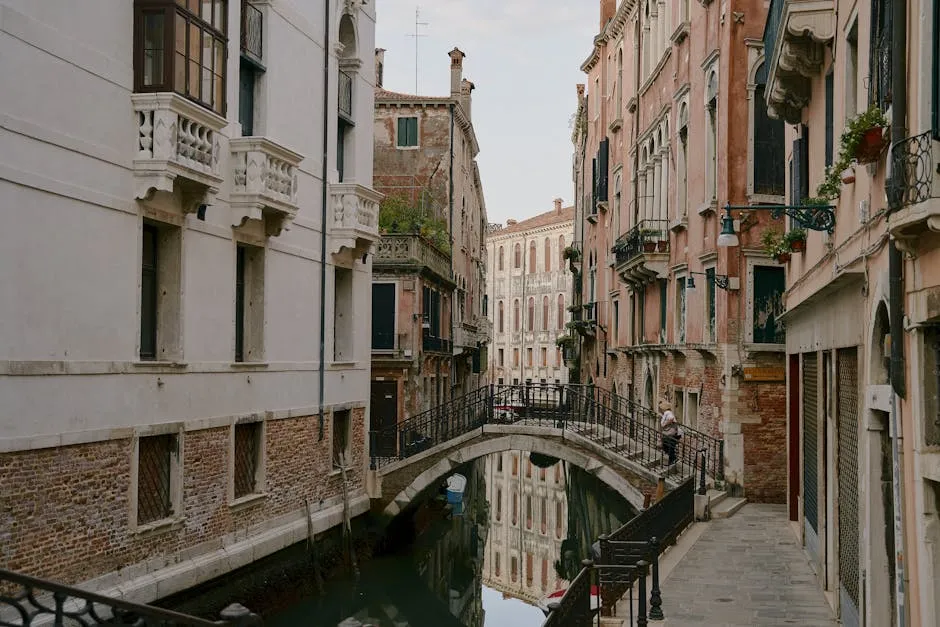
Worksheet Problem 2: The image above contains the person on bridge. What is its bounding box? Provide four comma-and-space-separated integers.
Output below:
659, 401, 680, 466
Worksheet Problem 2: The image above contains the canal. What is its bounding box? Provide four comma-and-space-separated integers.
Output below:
159, 450, 637, 626
271, 450, 635, 626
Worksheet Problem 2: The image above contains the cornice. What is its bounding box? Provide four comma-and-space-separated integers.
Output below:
581, 0, 641, 73
700, 48, 720, 71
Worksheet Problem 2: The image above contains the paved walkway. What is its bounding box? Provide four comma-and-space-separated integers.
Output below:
659, 504, 837, 626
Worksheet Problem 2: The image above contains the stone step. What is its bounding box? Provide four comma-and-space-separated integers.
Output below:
707, 488, 728, 509
712, 496, 747, 519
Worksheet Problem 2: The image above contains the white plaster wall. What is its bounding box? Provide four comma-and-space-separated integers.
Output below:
0, 0, 377, 443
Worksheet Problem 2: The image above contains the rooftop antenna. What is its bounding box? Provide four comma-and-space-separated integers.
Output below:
405, 6, 428, 93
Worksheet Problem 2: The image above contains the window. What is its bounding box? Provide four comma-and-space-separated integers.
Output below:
513, 299, 520, 331
556, 347, 562, 366
497, 454, 503, 472
705, 267, 716, 342
526, 496, 532, 529
514, 243, 521, 268
238, 60, 259, 136
133, 0, 228, 114
511, 555, 518, 582
498, 246, 504, 271
557, 294, 565, 330
337, 119, 351, 182
495, 552, 501, 576
753, 64, 785, 197
512, 491, 518, 525
870, 0, 892, 111
496, 487, 502, 520
140, 221, 182, 361
526, 552, 533, 585
678, 103, 689, 216
558, 236, 565, 270
824, 71, 834, 168
542, 296, 550, 330
396, 117, 418, 147
934, 0, 940, 139
233, 421, 262, 498
372, 283, 396, 350
235, 244, 264, 362
529, 241, 536, 273
498, 348, 505, 366
527, 347, 533, 367
541, 557, 549, 589
528, 297, 535, 330
334, 266, 354, 361
498, 300, 505, 333
332, 409, 351, 467
544, 238, 551, 272
137, 433, 178, 525
555, 500, 563, 538
513, 348, 520, 367
845, 21, 859, 119
541, 347, 547, 366
706, 71, 718, 202
659, 280, 667, 342
752, 266, 786, 343
676, 276, 687, 343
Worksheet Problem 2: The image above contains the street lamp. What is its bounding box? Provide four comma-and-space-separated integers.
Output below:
685, 271, 735, 291
716, 202, 836, 248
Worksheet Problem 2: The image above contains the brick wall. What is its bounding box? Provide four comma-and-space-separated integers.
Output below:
0, 408, 365, 585
739, 382, 787, 503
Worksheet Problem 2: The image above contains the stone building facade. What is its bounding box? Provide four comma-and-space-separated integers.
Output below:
0, 0, 379, 600
764, 0, 940, 624
570, 0, 789, 502
485, 200, 575, 385
370, 48, 489, 439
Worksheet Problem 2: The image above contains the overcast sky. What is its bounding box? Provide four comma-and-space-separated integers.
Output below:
374, 0, 598, 226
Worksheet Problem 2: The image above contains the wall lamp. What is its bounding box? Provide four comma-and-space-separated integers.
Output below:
717, 202, 836, 248
685, 271, 738, 291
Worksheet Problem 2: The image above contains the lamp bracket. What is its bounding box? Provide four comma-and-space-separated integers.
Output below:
724, 203, 835, 233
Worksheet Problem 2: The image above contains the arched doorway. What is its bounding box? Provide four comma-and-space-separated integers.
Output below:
644, 372, 654, 409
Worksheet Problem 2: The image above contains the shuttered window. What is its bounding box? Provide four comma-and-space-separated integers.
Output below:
140, 225, 159, 360
372, 283, 395, 349
825, 72, 834, 168
596, 138, 610, 202
803, 353, 819, 536
397, 117, 418, 147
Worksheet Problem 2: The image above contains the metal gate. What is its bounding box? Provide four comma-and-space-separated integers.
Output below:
837, 347, 860, 625
803, 353, 819, 557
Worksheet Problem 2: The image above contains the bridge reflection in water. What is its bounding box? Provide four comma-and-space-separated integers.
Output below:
268, 451, 635, 627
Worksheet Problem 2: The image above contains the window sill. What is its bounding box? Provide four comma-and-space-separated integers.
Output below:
697, 201, 717, 216
396, 145, 420, 151
132, 360, 188, 370
229, 492, 268, 512
230, 361, 269, 369
743, 343, 786, 354
133, 516, 184, 537
328, 361, 358, 369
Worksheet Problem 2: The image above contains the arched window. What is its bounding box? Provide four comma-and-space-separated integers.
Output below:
678, 101, 689, 217
557, 294, 565, 330
498, 246, 504, 271
558, 236, 566, 270
513, 299, 520, 331
528, 241, 536, 274
542, 296, 550, 331
616, 48, 623, 112
706, 70, 718, 201
498, 300, 505, 333
544, 238, 551, 272
527, 297, 535, 330
514, 243, 521, 268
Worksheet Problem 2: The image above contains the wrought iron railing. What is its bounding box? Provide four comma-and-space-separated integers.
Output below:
338, 70, 353, 119
369, 383, 725, 486
0, 568, 261, 626
241, 2, 263, 61
422, 334, 452, 354
612, 219, 670, 266
889, 131, 936, 210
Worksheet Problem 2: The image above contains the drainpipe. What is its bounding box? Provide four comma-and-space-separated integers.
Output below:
317, 0, 331, 441
628, 15, 642, 406
888, 0, 907, 622
449, 104, 456, 402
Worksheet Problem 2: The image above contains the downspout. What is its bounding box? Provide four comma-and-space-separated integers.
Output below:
317, 0, 331, 441
888, 0, 907, 620
449, 104, 456, 401
629, 14, 642, 406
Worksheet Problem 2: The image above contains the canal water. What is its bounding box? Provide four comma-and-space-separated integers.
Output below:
267, 450, 637, 627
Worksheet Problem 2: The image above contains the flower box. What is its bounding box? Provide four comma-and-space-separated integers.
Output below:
854, 127, 887, 164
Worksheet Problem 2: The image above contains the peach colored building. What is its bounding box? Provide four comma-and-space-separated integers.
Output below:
763, 0, 940, 624
571, 0, 789, 502
370, 48, 489, 446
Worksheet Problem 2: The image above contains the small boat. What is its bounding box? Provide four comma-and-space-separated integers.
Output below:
537, 585, 601, 616
445, 473, 467, 504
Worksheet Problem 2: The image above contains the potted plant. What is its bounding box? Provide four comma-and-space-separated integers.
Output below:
656, 238, 668, 252
761, 227, 790, 264
844, 104, 889, 164
840, 166, 856, 184
784, 227, 808, 253
562, 246, 581, 262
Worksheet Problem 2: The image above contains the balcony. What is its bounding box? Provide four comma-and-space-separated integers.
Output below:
612, 219, 670, 286
229, 137, 303, 236
763, 0, 836, 124
373, 332, 414, 362
423, 334, 453, 354
132, 93, 225, 211
887, 132, 940, 243
328, 182, 383, 257
453, 324, 477, 352
373, 233, 453, 284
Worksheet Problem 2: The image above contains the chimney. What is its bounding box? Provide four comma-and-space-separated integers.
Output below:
554, 198, 563, 214
375, 48, 385, 88
448, 47, 465, 98
600, 0, 616, 29
460, 78, 475, 119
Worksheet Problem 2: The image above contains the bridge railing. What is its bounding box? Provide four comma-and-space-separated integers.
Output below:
369, 383, 724, 483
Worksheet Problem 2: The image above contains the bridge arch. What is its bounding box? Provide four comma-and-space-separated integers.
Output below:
380, 433, 648, 519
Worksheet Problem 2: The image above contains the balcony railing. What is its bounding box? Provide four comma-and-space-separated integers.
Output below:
229, 136, 303, 236
328, 182, 382, 256
373, 233, 453, 283
338, 70, 353, 119
423, 334, 452, 354
241, 2, 263, 62
612, 219, 670, 265
890, 132, 936, 209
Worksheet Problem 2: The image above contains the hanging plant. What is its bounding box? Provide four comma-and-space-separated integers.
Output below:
562, 245, 581, 262
784, 227, 808, 253
812, 104, 889, 200
761, 227, 790, 263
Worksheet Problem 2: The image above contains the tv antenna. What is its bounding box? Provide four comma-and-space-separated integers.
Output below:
405, 6, 429, 93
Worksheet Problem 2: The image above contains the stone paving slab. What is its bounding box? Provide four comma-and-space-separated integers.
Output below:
657, 504, 837, 627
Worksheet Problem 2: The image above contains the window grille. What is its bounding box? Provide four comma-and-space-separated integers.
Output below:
803, 354, 819, 536
837, 348, 860, 610
233, 422, 260, 498
138, 434, 174, 524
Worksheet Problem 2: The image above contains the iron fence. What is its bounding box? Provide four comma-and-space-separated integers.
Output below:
889, 131, 935, 209
0, 568, 261, 626
612, 220, 670, 266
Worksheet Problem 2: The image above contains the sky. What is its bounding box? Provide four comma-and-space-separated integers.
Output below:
374, 0, 598, 226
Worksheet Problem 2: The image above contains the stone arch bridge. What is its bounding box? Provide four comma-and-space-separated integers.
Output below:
366, 384, 725, 518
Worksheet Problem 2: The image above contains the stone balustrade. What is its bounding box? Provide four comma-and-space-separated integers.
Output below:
329, 182, 383, 257
373, 233, 453, 283
230, 137, 303, 236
